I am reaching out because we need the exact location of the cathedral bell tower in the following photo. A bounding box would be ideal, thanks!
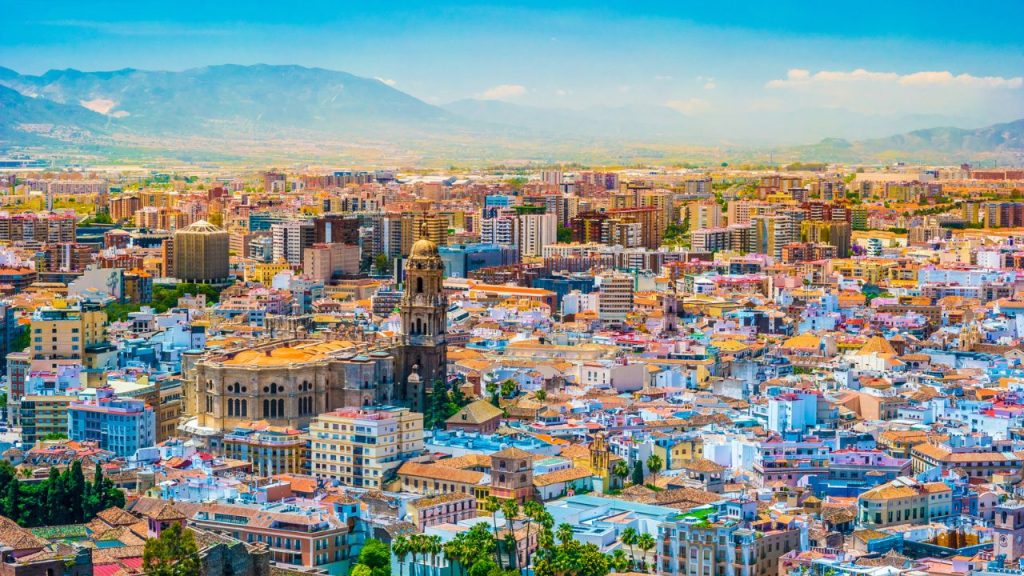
[397,223,448,412]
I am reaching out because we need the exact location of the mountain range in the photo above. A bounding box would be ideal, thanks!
[0,64,1021,165]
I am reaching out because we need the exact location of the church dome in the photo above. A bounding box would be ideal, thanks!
[410,237,439,259]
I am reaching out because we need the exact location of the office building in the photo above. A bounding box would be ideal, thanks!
[272,220,315,266]
[173,220,230,282]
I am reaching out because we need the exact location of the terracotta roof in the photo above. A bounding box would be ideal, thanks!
[492,446,534,460]
[398,462,487,485]
[533,467,593,487]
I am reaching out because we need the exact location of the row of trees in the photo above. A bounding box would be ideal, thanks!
[0,460,125,527]
[388,496,664,575]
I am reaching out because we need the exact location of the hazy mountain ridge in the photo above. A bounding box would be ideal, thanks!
[0,64,456,139]
[0,64,1020,163]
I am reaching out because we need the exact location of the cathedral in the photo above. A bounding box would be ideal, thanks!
[180,226,448,438]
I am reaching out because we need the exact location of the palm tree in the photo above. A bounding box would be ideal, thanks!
[484,496,502,565]
[500,499,520,568]
[392,535,410,576]
[408,535,424,575]
[426,535,442,572]
[637,532,655,572]
[556,523,574,548]
[612,460,629,488]
[646,453,663,484]
[621,527,639,570]
[503,532,519,570]
[611,549,629,573]
[522,500,544,567]
[442,538,467,576]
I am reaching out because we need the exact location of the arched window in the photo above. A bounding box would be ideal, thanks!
[263,399,270,418]
[416,277,424,294]
[278,399,285,417]
[241,399,247,417]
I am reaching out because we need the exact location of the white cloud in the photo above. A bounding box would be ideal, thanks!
[763,67,1024,117]
[555,89,570,97]
[654,75,673,81]
[665,98,711,115]
[375,77,396,87]
[767,68,1023,89]
[479,84,526,100]
[703,81,717,90]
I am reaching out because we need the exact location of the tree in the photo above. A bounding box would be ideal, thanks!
[45,467,66,525]
[392,535,410,576]
[425,535,442,572]
[65,461,86,523]
[556,523,573,548]
[637,532,655,572]
[631,460,644,486]
[499,379,517,399]
[613,460,629,486]
[483,496,503,565]
[375,254,390,274]
[142,523,201,576]
[523,500,544,567]
[3,478,19,520]
[645,454,663,483]
[486,382,500,407]
[500,499,520,568]
[535,389,547,402]
[620,527,638,570]
[352,565,374,576]
[611,549,629,573]
[557,226,573,243]
[357,538,391,576]
[426,380,449,429]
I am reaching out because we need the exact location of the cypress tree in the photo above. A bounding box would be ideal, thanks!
[3,479,19,520]
[631,460,644,486]
[45,467,65,525]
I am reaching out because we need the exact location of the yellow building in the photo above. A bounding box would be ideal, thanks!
[654,436,704,470]
[829,259,898,284]
[310,406,423,489]
[245,259,292,285]
[30,299,108,373]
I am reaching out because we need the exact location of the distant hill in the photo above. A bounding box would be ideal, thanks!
[0,84,110,143]
[0,64,456,141]
[0,64,1020,164]
[792,119,1024,163]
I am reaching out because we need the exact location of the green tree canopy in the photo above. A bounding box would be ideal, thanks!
[142,523,202,576]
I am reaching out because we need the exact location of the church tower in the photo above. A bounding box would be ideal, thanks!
[397,224,448,412]
[662,280,679,335]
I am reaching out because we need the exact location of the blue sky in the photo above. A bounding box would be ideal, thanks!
[3,1,1023,132]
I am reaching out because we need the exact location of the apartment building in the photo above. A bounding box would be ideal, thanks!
[29,299,108,374]
[223,421,309,477]
[658,504,802,576]
[182,500,353,571]
[67,388,156,457]
[309,406,423,488]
